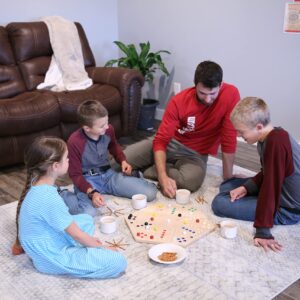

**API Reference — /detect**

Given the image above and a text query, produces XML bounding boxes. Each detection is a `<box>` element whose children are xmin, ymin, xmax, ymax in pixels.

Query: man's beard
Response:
<box><xmin>196</xmin><ymin>94</ymin><xmax>214</xmax><ymax>106</ymax></box>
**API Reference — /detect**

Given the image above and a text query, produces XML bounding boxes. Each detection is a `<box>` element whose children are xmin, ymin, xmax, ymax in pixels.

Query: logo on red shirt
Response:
<box><xmin>178</xmin><ymin>116</ymin><xmax>195</xmax><ymax>134</ymax></box>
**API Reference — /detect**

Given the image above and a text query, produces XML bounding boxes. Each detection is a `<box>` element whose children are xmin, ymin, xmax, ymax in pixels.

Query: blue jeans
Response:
<box><xmin>211</xmin><ymin>178</ymin><xmax>300</xmax><ymax>225</ymax></box>
<box><xmin>60</xmin><ymin>189</ymin><xmax>98</xmax><ymax>217</ymax></box>
<box><xmin>74</xmin><ymin>168</ymin><xmax>158</xmax><ymax>216</ymax></box>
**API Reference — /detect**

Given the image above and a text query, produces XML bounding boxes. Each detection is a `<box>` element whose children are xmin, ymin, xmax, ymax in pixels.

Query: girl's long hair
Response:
<box><xmin>14</xmin><ymin>136</ymin><xmax>66</xmax><ymax>249</ymax></box>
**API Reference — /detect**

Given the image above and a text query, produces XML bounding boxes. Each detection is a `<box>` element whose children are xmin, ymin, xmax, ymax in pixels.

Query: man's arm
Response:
<box><xmin>222</xmin><ymin>152</ymin><xmax>235</xmax><ymax>179</ymax></box>
<box><xmin>220</xmin><ymin>86</ymin><xmax>240</xmax><ymax>177</ymax></box>
<box><xmin>153</xmin><ymin>96</ymin><xmax>181</xmax><ymax>198</ymax></box>
<box><xmin>154</xmin><ymin>150</ymin><xmax>177</xmax><ymax>198</ymax></box>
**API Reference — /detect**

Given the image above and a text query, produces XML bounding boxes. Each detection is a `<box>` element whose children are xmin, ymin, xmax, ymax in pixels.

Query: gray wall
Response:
<box><xmin>118</xmin><ymin>0</ymin><xmax>300</xmax><ymax>141</ymax></box>
<box><xmin>1</xmin><ymin>0</ymin><xmax>299</xmax><ymax>140</ymax></box>
<box><xmin>0</xmin><ymin>0</ymin><xmax>118</xmax><ymax>65</ymax></box>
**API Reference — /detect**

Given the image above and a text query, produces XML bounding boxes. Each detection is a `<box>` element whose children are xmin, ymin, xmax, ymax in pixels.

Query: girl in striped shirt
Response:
<box><xmin>12</xmin><ymin>136</ymin><xmax>126</xmax><ymax>278</ymax></box>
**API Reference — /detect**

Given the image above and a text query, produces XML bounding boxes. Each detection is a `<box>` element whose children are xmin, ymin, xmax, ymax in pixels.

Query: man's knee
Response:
<box><xmin>177</xmin><ymin>178</ymin><xmax>202</xmax><ymax>193</ymax></box>
<box><xmin>124</xmin><ymin>138</ymin><xmax>153</xmax><ymax>161</ymax></box>
<box><xmin>169</xmin><ymin>168</ymin><xmax>205</xmax><ymax>192</ymax></box>
<box><xmin>170</xmin><ymin>160</ymin><xmax>207</xmax><ymax>192</ymax></box>
<box><xmin>143</xmin><ymin>165</ymin><xmax>158</xmax><ymax>181</ymax></box>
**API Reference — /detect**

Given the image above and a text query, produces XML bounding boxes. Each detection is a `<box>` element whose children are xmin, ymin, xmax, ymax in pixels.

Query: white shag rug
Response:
<box><xmin>0</xmin><ymin>156</ymin><xmax>299</xmax><ymax>300</ymax></box>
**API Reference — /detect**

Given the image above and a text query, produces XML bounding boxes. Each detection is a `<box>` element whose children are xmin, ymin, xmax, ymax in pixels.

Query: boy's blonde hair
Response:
<box><xmin>230</xmin><ymin>97</ymin><xmax>270</xmax><ymax>128</ymax></box>
<box><xmin>77</xmin><ymin>100</ymin><xmax>108</xmax><ymax>127</ymax></box>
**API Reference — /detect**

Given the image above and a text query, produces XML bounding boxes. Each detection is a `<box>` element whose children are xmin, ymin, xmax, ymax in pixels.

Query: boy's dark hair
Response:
<box><xmin>77</xmin><ymin>100</ymin><xmax>108</xmax><ymax>127</ymax></box>
<box><xmin>194</xmin><ymin>61</ymin><xmax>223</xmax><ymax>88</ymax></box>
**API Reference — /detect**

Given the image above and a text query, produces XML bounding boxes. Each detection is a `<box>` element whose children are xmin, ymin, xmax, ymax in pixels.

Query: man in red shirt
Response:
<box><xmin>125</xmin><ymin>61</ymin><xmax>240</xmax><ymax>198</ymax></box>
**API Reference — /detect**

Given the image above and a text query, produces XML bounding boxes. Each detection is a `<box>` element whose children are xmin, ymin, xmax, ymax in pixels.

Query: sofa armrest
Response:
<box><xmin>87</xmin><ymin>67</ymin><xmax>144</xmax><ymax>136</ymax></box>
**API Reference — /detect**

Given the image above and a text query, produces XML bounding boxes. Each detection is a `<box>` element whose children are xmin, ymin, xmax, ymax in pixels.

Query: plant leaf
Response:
<box><xmin>139</xmin><ymin>42</ymin><xmax>150</xmax><ymax>61</ymax></box>
<box><xmin>114</xmin><ymin>41</ymin><xmax>130</xmax><ymax>56</ymax></box>
<box><xmin>155</xmin><ymin>50</ymin><xmax>171</xmax><ymax>55</ymax></box>
<box><xmin>105</xmin><ymin>40</ymin><xmax>171</xmax><ymax>82</ymax></box>
<box><xmin>104</xmin><ymin>59</ymin><xmax>119</xmax><ymax>67</ymax></box>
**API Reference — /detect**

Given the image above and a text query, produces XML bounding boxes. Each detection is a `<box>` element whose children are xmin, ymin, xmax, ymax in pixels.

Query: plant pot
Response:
<box><xmin>137</xmin><ymin>99</ymin><xmax>159</xmax><ymax>131</ymax></box>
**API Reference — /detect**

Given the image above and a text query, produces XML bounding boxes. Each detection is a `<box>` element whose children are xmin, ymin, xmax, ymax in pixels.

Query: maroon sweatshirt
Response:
<box><xmin>244</xmin><ymin>128</ymin><xmax>300</xmax><ymax>237</ymax></box>
<box><xmin>67</xmin><ymin>125</ymin><xmax>126</xmax><ymax>193</ymax></box>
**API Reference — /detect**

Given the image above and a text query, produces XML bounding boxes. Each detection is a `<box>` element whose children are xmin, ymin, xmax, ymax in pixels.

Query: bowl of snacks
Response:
<box><xmin>148</xmin><ymin>243</ymin><xmax>187</xmax><ymax>264</ymax></box>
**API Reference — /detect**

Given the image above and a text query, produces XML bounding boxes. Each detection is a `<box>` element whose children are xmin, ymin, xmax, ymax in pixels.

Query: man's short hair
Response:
<box><xmin>230</xmin><ymin>97</ymin><xmax>271</xmax><ymax>128</ymax></box>
<box><xmin>194</xmin><ymin>61</ymin><xmax>223</xmax><ymax>88</ymax></box>
<box><xmin>77</xmin><ymin>100</ymin><xmax>108</xmax><ymax>127</ymax></box>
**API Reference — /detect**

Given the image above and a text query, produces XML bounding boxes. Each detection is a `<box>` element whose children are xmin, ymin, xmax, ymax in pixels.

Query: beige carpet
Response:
<box><xmin>0</xmin><ymin>157</ymin><xmax>299</xmax><ymax>300</ymax></box>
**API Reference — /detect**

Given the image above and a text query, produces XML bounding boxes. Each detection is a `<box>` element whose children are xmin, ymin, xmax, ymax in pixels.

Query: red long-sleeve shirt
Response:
<box><xmin>153</xmin><ymin>84</ymin><xmax>240</xmax><ymax>155</ymax></box>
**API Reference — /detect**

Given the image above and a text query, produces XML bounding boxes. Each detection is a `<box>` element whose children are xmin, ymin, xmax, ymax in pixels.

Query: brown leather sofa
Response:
<box><xmin>0</xmin><ymin>22</ymin><xmax>144</xmax><ymax>168</ymax></box>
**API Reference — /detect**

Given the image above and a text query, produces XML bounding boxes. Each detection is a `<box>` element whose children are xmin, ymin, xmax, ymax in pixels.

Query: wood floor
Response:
<box><xmin>0</xmin><ymin>133</ymin><xmax>299</xmax><ymax>300</ymax></box>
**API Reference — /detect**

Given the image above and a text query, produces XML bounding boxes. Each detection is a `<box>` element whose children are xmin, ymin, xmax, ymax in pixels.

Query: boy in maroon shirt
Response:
<box><xmin>212</xmin><ymin>97</ymin><xmax>300</xmax><ymax>252</ymax></box>
<box><xmin>67</xmin><ymin>100</ymin><xmax>157</xmax><ymax>216</ymax></box>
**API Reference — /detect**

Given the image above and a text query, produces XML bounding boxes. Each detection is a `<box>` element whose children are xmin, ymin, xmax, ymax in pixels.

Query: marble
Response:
<box><xmin>0</xmin><ymin>157</ymin><xmax>299</xmax><ymax>300</ymax></box>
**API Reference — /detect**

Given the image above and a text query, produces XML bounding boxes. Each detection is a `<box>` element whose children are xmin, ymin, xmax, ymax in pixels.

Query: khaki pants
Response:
<box><xmin>124</xmin><ymin>137</ymin><xmax>208</xmax><ymax>192</ymax></box>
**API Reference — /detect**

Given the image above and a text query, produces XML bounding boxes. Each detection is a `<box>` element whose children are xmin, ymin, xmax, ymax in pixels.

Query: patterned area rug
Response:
<box><xmin>0</xmin><ymin>157</ymin><xmax>299</xmax><ymax>300</ymax></box>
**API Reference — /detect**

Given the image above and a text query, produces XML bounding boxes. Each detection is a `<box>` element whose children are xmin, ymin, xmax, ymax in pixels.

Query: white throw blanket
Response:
<box><xmin>37</xmin><ymin>16</ymin><xmax>93</xmax><ymax>92</ymax></box>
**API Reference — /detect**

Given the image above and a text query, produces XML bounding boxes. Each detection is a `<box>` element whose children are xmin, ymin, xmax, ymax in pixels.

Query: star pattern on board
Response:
<box><xmin>105</xmin><ymin>238</ymin><xmax>130</xmax><ymax>251</ymax></box>
<box><xmin>102</xmin><ymin>204</ymin><xmax>125</xmax><ymax>217</ymax></box>
<box><xmin>195</xmin><ymin>195</ymin><xmax>207</xmax><ymax>204</ymax></box>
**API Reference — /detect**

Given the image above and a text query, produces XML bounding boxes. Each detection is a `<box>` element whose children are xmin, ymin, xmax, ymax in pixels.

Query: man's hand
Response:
<box><xmin>230</xmin><ymin>186</ymin><xmax>247</xmax><ymax>202</ymax></box>
<box><xmin>254</xmin><ymin>238</ymin><xmax>283</xmax><ymax>252</ymax></box>
<box><xmin>154</xmin><ymin>150</ymin><xmax>177</xmax><ymax>198</ymax></box>
<box><xmin>159</xmin><ymin>175</ymin><xmax>177</xmax><ymax>198</ymax></box>
<box><xmin>91</xmin><ymin>192</ymin><xmax>105</xmax><ymax>208</ymax></box>
<box><xmin>121</xmin><ymin>160</ymin><xmax>132</xmax><ymax>175</ymax></box>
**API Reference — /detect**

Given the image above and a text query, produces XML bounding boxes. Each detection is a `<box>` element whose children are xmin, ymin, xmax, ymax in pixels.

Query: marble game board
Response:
<box><xmin>126</xmin><ymin>202</ymin><xmax>216</xmax><ymax>246</ymax></box>
<box><xmin>0</xmin><ymin>156</ymin><xmax>300</xmax><ymax>300</ymax></box>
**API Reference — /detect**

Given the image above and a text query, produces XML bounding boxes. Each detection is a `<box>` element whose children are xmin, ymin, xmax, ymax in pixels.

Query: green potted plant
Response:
<box><xmin>105</xmin><ymin>41</ymin><xmax>171</xmax><ymax>130</ymax></box>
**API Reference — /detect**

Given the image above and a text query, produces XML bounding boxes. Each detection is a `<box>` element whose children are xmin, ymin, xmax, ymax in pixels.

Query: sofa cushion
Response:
<box><xmin>57</xmin><ymin>83</ymin><xmax>122</xmax><ymax>122</ymax></box>
<box><xmin>0</xmin><ymin>27</ymin><xmax>26</xmax><ymax>98</ymax></box>
<box><xmin>0</xmin><ymin>91</ymin><xmax>60</xmax><ymax>136</ymax></box>
<box><xmin>6</xmin><ymin>22</ymin><xmax>96</xmax><ymax>91</ymax></box>
<box><xmin>0</xmin><ymin>20</ymin><xmax>143</xmax><ymax>168</ymax></box>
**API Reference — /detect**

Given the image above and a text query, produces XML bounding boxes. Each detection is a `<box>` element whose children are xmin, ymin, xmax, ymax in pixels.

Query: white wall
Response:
<box><xmin>0</xmin><ymin>0</ymin><xmax>118</xmax><ymax>65</ymax></box>
<box><xmin>117</xmin><ymin>0</ymin><xmax>300</xmax><ymax>141</ymax></box>
<box><xmin>1</xmin><ymin>0</ymin><xmax>299</xmax><ymax>140</ymax></box>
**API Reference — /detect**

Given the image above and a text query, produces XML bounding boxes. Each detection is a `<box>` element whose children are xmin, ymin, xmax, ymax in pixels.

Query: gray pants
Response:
<box><xmin>124</xmin><ymin>137</ymin><xmax>208</xmax><ymax>192</ymax></box>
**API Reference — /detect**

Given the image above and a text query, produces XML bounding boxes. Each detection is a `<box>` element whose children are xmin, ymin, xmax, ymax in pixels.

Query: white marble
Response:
<box><xmin>0</xmin><ymin>157</ymin><xmax>299</xmax><ymax>300</ymax></box>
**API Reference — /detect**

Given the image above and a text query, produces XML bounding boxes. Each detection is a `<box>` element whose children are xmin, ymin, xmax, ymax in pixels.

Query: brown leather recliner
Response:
<box><xmin>0</xmin><ymin>22</ymin><xmax>144</xmax><ymax>167</ymax></box>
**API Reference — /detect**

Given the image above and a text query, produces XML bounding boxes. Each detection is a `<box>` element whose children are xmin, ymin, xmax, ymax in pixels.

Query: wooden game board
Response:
<box><xmin>125</xmin><ymin>202</ymin><xmax>216</xmax><ymax>247</ymax></box>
